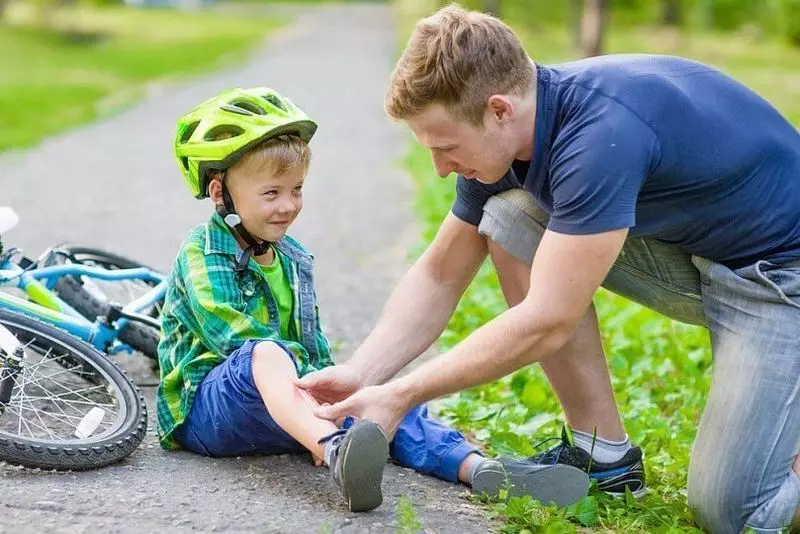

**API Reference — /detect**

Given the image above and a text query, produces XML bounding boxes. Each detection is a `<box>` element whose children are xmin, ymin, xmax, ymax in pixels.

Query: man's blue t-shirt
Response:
<box><xmin>452</xmin><ymin>54</ymin><xmax>800</xmax><ymax>269</ymax></box>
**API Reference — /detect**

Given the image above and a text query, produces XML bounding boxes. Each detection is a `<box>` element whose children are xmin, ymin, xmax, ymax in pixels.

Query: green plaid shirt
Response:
<box><xmin>156</xmin><ymin>213</ymin><xmax>334</xmax><ymax>449</ymax></box>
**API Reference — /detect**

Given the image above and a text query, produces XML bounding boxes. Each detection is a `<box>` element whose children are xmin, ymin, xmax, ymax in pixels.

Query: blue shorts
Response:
<box><xmin>174</xmin><ymin>340</ymin><xmax>479</xmax><ymax>482</ymax></box>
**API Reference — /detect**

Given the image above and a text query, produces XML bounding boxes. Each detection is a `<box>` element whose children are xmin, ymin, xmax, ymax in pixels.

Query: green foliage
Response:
<box><xmin>400</xmin><ymin>3</ymin><xmax>800</xmax><ymax>532</ymax></box>
<box><xmin>396</xmin><ymin>496</ymin><xmax>424</xmax><ymax>534</ymax></box>
<box><xmin>0</xmin><ymin>4</ymin><xmax>285</xmax><ymax>151</ymax></box>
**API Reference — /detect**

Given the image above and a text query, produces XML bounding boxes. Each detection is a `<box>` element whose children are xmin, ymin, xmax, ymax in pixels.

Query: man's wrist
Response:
<box><xmin>390</xmin><ymin>374</ymin><xmax>424</xmax><ymax>409</ymax></box>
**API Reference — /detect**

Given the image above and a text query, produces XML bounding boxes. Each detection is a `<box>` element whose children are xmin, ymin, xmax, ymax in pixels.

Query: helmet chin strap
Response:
<box><xmin>216</xmin><ymin>179</ymin><xmax>271</xmax><ymax>271</ymax></box>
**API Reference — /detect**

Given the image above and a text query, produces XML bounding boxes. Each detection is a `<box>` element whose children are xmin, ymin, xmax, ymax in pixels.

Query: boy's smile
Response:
<box><xmin>221</xmin><ymin>163</ymin><xmax>306</xmax><ymax>246</ymax></box>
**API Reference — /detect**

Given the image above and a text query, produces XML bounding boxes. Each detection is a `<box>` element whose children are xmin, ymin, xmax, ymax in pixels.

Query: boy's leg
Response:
<box><xmin>391</xmin><ymin>405</ymin><xmax>589</xmax><ymax>507</ymax></box>
<box><xmin>250</xmin><ymin>340</ymin><xmax>337</xmax><ymax>461</ymax></box>
<box><xmin>176</xmin><ymin>340</ymin><xmax>389</xmax><ymax>512</ymax></box>
<box><xmin>175</xmin><ymin>340</ymin><xmax>308</xmax><ymax>457</ymax></box>
<box><xmin>687</xmin><ymin>258</ymin><xmax>800</xmax><ymax>533</ymax></box>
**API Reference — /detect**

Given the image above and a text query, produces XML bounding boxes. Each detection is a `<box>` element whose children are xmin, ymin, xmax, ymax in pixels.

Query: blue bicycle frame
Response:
<box><xmin>0</xmin><ymin>254</ymin><xmax>167</xmax><ymax>355</ymax></box>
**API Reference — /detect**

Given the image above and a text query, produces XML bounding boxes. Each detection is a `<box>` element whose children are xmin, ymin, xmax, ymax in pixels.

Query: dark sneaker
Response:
<box><xmin>500</xmin><ymin>426</ymin><xmax>646</xmax><ymax>498</ymax></box>
<box><xmin>320</xmin><ymin>420</ymin><xmax>389</xmax><ymax>512</ymax></box>
<box><xmin>471</xmin><ymin>457</ymin><xmax>589</xmax><ymax>507</ymax></box>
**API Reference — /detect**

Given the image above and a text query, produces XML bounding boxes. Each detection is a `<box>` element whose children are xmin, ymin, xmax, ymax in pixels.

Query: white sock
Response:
<box><xmin>323</xmin><ymin>437</ymin><xmax>339</xmax><ymax>467</ymax></box>
<box><xmin>572</xmin><ymin>428</ymin><xmax>631</xmax><ymax>464</ymax></box>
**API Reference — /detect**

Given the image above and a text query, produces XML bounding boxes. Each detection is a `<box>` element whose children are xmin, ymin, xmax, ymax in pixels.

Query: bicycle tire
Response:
<box><xmin>47</xmin><ymin>245</ymin><xmax>162</xmax><ymax>361</ymax></box>
<box><xmin>0</xmin><ymin>309</ymin><xmax>147</xmax><ymax>470</ymax></box>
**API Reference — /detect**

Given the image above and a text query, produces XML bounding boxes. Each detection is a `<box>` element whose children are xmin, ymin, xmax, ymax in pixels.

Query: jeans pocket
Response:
<box><xmin>752</xmin><ymin>261</ymin><xmax>800</xmax><ymax>310</ymax></box>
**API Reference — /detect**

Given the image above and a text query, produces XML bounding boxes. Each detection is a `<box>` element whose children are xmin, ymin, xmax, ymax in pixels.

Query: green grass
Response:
<box><xmin>397</xmin><ymin>2</ymin><xmax>800</xmax><ymax>532</ymax></box>
<box><xmin>0</xmin><ymin>3</ymin><xmax>286</xmax><ymax>151</ymax></box>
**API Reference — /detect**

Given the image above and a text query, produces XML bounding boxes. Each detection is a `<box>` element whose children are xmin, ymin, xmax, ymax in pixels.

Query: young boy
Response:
<box><xmin>156</xmin><ymin>87</ymin><xmax>589</xmax><ymax>513</ymax></box>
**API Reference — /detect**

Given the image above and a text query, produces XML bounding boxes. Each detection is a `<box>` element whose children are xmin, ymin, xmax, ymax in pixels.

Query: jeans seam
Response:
<box><xmin>753</xmin><ymin>261</ymin><xmax>800</xmax><ymax>311</ymax></box>
<box><xmin>611</xmin><ymin>260</ymin><xmax>702</xmax><ymax>301</ymax></box>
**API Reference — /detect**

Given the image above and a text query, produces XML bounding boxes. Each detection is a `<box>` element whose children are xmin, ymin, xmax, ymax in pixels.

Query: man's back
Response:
<box><xmin>525</xmin><ymin>54</ymin><xmax>800</xmax><ymax>267</ymax></box>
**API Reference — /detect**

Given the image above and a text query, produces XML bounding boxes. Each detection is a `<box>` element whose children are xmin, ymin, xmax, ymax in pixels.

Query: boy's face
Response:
<box><xmin>222</xmin><ymin>162</ymin><xmax>306</xmax><ymax>243</ymax></box>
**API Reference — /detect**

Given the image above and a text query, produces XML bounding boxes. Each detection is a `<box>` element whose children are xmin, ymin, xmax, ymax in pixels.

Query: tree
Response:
<box><xmin>662</xmin><ymin>0</ymin><xmax>681</xmax><ymax>25</ymax></box>
<box><xmin>580</xmin><ymin>0</ymin><xmax>608</xmax><ymax>57</ymax></box>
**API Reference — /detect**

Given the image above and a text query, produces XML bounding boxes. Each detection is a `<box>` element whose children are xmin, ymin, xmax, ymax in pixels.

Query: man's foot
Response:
<box><xmin>499</xmin><ymin>426</ymin><xmax>646</xmax><ymax>498</ymax></box>
<box><xmin>322</xmin><ymin>420</ymin><xmax>389</xmax><ymax>512</ymax></box>
<box><xmin>471</xmin><ymin>457</ymin><xmax>589</xmax><ymax>507</ymax></box>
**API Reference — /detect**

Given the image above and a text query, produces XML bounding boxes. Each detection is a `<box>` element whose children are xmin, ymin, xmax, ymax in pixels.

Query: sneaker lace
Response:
<box><xmin>528</xmin><ymin>436</ymin><xmax>569</xmax><ymax>463</ymax></box>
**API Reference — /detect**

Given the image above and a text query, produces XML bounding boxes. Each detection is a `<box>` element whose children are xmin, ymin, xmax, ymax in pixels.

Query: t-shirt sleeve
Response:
<box><xmin>451</xmin><ymin>172</ymin><xmax>520</xmax><ymax>226</ymax></box>
<box><xmin>547</xmin><ymin>104</ymin><xmax>659</xmax><ymax>235</ymax></box>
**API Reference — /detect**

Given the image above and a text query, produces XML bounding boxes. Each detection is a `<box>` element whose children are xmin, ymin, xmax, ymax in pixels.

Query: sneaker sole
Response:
<box><xmin>473</xmin><ymin>463</ymin><xmax>589</xmax><ymax>508</ymax></box>
<box><xmin>339</xmin><ymin>421</ymin><xmax>389</xmax><ymax>512</ymax></box>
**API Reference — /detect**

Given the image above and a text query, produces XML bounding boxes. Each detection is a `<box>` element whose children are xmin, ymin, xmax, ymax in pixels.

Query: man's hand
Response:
<box><xmin>294</xmin><ymin>363</ymin><xmax>365</xmax><ymax>405</ymax></box>
<box><xmin>312</xmin><ymin>382</ymin><xmax>412</xmax><ymax>439</ymax></box>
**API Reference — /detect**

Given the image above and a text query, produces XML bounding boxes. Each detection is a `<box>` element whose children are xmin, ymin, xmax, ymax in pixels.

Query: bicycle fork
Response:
<box><xmin>0</xmin><ymin>323</ymin><xmax>23</xmax><ymax>411</ymax></box>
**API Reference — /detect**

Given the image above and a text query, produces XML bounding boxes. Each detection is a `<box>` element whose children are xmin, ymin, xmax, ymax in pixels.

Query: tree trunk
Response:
<box><xmin>572</xmin><ymin>0</ymin><xmax>583</xmax><ymax>49</ymax></box>
<box><xmin>662</xmin><ymin>0</ymin><xmax>681</xmax><ymax>26</ymax></box>
<box><xmin>484</xmin><ymin>0</ymin><xmax>500</xmax><ymax>17</ymax></box>
<box><xmin>0</xmin><ymin>0</ymin><xmax>9</xmax><ymax>22</ymax></box>
<box><xmin>580</xmin><ymin>0</ymin><xmax>607</xmax><ymax>58</ymax></box>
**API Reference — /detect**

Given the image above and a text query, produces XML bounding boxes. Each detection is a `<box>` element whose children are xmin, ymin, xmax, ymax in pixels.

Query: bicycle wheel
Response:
<box><xmin>46</xmin><ymin>245</ymin><xmax>163</xmax><ymax>361</ymax></box>
<box><xmin>0</xmin><ymin>309</ymin><xmax>147</xmax><ymax>470</ymax></box>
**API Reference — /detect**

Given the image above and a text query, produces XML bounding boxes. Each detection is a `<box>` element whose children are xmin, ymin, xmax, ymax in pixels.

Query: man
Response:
<box><xmin>297</xmin><ymin>5</ymin><xmax>800</xmax><ymax>532</ymax></box>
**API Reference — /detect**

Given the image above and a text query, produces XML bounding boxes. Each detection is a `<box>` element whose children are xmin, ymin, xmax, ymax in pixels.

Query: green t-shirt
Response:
<box><xmin>259</xmin><ymin>248</ymin><xmax>293</xmax><ymax>339</ymax></box>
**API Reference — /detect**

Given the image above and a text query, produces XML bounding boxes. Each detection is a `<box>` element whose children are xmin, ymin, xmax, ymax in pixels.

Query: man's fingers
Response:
<box><xmin>314</xmin><ymin>400</ymin><xmax>349</xmax><ymax>421</ymax></box>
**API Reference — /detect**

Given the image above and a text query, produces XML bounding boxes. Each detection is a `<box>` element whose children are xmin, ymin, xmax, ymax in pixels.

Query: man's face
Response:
<box><xmin>405</xmin><ymin>103</ymin><xmax>517</xmax><ymax>184</ymax></box>
<box><xmin>225</xmin><ymin>162</ymin><xmax>306</xmax><ymax>243</ymax></box>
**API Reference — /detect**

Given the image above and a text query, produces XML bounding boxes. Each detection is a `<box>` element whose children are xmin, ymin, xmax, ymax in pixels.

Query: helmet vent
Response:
<box><xmin>224</xmin><ymin>100</ymin><xmax>266</xmax><ymax>116</ymax></box>
<box><xmin>205</xmin><ymin>125</ymin><xmax>245</xmax><ymax>141</ymax></box>
<box><xmin>180</xmin><ymin>121</ymin><xmax>200</xmax><ymax>144</ymax></box>
<box><xmin>263</xmin><ymin>93</ymin><xmax>286</xmax><ymax>111</ymax></box>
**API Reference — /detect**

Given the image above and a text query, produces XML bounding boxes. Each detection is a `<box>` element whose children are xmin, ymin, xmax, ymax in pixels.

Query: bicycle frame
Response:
<box><xmin>0</xmin><ymin>254</ymin><xmax>167</xmax><ymax>355</ymax></box>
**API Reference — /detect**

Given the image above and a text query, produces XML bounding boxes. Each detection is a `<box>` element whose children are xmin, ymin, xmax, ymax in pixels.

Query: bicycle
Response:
<box><xmin>0</xmin><ymin>207</ymin><xmax>164</xmax><ymax>469</ymax></box>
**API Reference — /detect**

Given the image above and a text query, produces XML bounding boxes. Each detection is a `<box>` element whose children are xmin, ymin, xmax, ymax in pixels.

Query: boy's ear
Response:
<box><xmin>207</xmin><ymin>173</ymin><xmax>224</xmax><ymax>204</ymax></box>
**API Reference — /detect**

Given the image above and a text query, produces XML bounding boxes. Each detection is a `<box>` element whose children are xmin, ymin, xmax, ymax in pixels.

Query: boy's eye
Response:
<box><xmin>293</xmin><ymin>185</ymin><xmax>303</xmax><ymax>193</ymax></box>
<box><xmin>263</xmin><ymin>190</ymin><xmax>278</xmax><ymax>198</ymax></box>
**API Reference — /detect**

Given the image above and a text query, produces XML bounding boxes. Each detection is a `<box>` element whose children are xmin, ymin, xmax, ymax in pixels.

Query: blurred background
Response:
<box><xmin>1</xmin><ymin>0</ymin><xmax>799</xmax><ymax>532</ymax></box>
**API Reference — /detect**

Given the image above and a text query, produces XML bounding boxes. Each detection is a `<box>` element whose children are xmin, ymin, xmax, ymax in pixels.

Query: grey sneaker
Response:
<box><xmin>471</xmin><ymin>458</ymin><xmax>589</xmax><ymax>507</ymax></box>
<box><xmin>320</xmin><ymin>420</ymin><xmax>389</xmax><ymax>512</ymax></box>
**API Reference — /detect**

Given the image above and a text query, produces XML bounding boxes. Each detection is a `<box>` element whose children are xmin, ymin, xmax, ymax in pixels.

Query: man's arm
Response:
<box><xmin>313</xmin><ymin>227</ymin><xmax>627</xmax><ymax>436</ymax></box>
<box><xmin>397</xmin><ymin>227</ymin><xmax>627</xmax><ymax>402</ymax></box>
<box><xmin>350</xmin><ymin>212</ymin><xmax>488</xmax><ymax>386</ymax></box>
<box><xmin>296</xmin><ymin>213</ymin><xmax>488</xmax><ymax>402</ymax></box>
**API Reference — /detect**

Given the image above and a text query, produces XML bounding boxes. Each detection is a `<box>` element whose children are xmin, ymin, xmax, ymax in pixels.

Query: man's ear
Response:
<box><xmin>487</xmin><ymin>95</ymin><xmax>513</xmax><ymax>122</ymax></box>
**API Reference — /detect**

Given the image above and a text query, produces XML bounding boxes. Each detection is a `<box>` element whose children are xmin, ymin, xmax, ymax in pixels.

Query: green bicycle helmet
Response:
<box><xmin>174</xmin><ymin>87</ymin><xmax>318</xmax><ymax>199</ymax></box>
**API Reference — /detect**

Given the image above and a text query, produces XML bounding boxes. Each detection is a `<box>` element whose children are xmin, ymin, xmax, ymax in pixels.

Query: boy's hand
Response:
<box><xmin>295</xmin><ymin>364</ymin><xmax>365</xmax><ymax>404</ymax></box>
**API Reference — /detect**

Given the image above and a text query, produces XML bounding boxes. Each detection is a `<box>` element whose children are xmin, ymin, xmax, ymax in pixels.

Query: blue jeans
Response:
<box><xmin>481</xmin><ymin>189</ymin><xmax>800</xmax><ymax>533</ymax></box>
<box><xmin>174</xmin><ymin>341</ymin><xmax>478</xmax><ymax>483</ymax></box>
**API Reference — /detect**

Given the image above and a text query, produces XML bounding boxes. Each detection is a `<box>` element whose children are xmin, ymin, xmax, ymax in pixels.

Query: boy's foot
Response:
<box><xmin>498</xmin><ymin>426</ymin><xmax>646</xmax><ymax>498</ymax></box>
<box><xmin>323</xmin><ymin>420</ymin><xmax>389</xmax><ymax>512</ymax></box>
<box><xmin>471</xmin><ymin>458</ymin><xmax>589</xmax><ymax>507</ymax></box>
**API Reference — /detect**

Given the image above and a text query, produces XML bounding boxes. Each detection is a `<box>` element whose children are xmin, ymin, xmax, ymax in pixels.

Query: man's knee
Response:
<box><xmin>687</xmin><ymin>467</ymin><xmax>747</xmax><ymax>533</ymax></box>
<box><xmin>478</xmin><ymin>189</ymin><xmax>547</xmax><ymax>266</ymax></box>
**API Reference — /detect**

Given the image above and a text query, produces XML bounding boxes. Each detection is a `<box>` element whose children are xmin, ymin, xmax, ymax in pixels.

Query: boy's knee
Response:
<box><xmin>251</xmin><ymin>341</ymin><xmax>292</xmax><ymax>370</ymax></box>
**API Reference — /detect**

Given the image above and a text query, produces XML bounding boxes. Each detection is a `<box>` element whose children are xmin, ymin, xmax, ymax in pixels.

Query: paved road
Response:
<box><xmin>0</xmin><ymin>4</ymin><xmax>493</xmax><ymax>533</ymax></box>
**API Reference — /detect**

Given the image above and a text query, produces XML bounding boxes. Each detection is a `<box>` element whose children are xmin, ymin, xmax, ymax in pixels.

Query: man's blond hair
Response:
<box><xmin>385</xmin><ymin>4</ymin><xmax>533</xmax><ymax>126</ymax></box>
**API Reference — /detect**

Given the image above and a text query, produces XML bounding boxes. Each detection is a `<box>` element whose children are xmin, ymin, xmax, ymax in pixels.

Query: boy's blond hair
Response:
<box><xmin>385</xmin><ymin>4</ymin><xmax>533</xmax><ymax>126</ymax></box>
<box><xmin>209</xmin><ymin>134</ymin><xmax>311</xmax><ymax>190</ymax></box>
<box><xmin>231</xmin><ymin>134</ymin><xmax>311</xmax><ymax>177</ymax></box>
